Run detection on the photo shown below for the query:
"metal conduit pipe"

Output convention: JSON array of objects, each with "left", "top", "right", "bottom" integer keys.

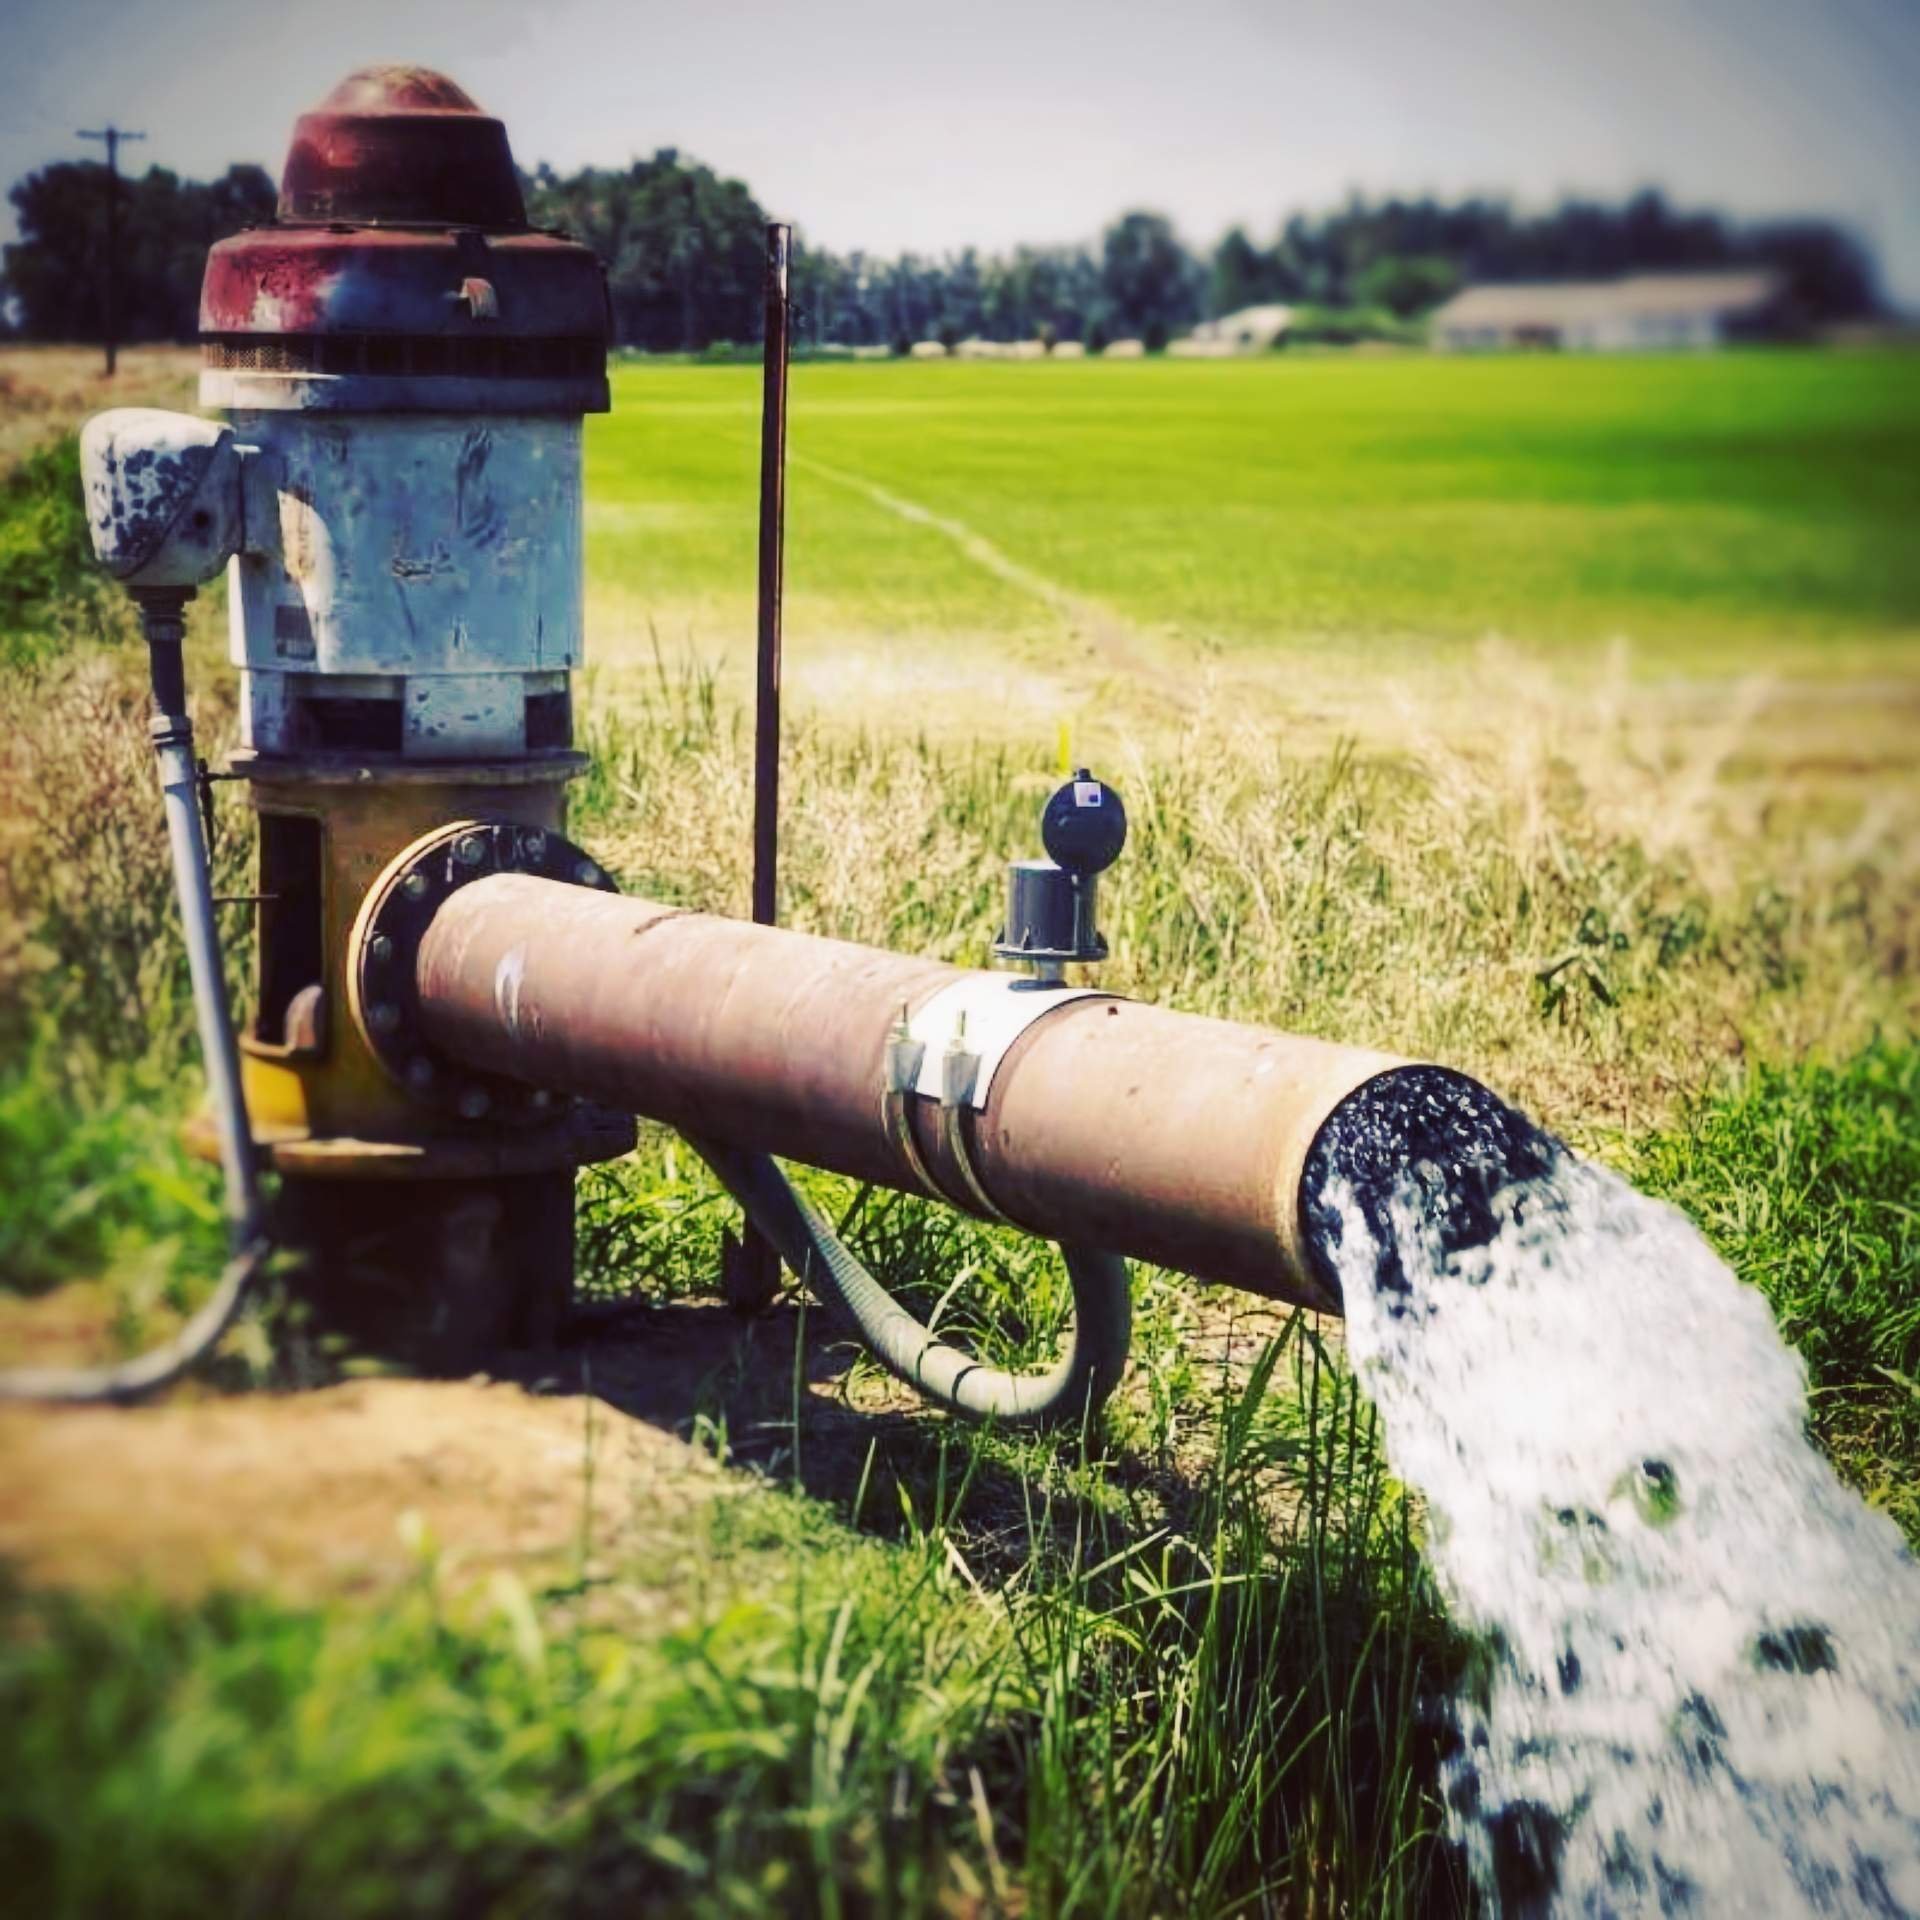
[
  {"left": 409, "top": 873, "right": 1409, "bottom": 1314},
  {"left": 0, "top": 592, "right": 270, "bottom": 1405}
]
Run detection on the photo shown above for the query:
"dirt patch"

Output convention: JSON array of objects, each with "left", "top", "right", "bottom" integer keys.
[
  {"left": 0, "top": 1286, "right": 1303, "bottom": 1611},
  {"left": 0, "top": 1373, "right": 734, "bottom": 1603},
  {"left": 0, "top": 1292, "right": 1021, "bottom": 1608}
]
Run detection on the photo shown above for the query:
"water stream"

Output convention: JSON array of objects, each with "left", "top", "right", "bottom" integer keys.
[{"left": 1304, "top": 1070, "right": 1920, "bottom": 1916}]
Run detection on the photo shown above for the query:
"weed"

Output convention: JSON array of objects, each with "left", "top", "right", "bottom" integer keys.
[{"left": 0, "top": 436, "right": 132, "bottom": 668}]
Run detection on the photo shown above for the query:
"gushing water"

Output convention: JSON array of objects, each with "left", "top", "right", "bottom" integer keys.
[{"left": 1304, "top": 1071, "right": 1920, "bottom": 1917}]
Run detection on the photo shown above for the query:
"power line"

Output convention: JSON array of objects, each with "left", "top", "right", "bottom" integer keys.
[{"left": 77, "top": 123, "right": 145, "bottom": 376}]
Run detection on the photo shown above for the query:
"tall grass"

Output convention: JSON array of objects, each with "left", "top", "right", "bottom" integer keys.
[{"left": 570, "top": 643, "right": 1912, "bottom": 1140}]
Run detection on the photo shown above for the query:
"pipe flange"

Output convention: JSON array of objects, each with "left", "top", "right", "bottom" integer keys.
[{"left": 350, "top": 818, "right": 617, "bottom": 1126}]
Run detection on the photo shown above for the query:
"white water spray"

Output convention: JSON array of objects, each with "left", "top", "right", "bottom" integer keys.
[{"left": 1313, "top": 1085, "right": 1920, "bottom": 1916}]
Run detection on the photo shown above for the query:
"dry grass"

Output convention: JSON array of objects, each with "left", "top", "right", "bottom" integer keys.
[
  {"left": 0, "top": 346, "right": 198, "bottom": 469},
  {"left": 574, "top": 647, "right": 1917, "bottom": 1151}
]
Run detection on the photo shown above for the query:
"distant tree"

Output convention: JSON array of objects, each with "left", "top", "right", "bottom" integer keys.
[
  {"left": 523, "top": 151, "right": 766, "bottom": 352},
  {"left": 1355, "top": 252, "right": 1459, "bottom": 318},
  {"left": 981, "top": 252, "right": 1029, "bottom": 340},
  {"left": 1210, "top": 226, "right": 1272, "bottom": 316},
  {"left": 1740, "top": 219, "right": 1878, "bottom": 321},
  {"left": 1100, "top": 210, "right": 1199, "bottom": 341},
  {"left": 4, "top": 160, "right": 274, "bottom": 342},
  {"left": 943, "top": 247, "right": 985, "bottom": 341},
  {"left": 8, "top": 135, "right": 1880, "bottom": 351}
]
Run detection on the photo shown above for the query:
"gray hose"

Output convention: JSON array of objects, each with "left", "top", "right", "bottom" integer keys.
[
  {"left": 0, "top": 1238, "right": 269, "bottom": 1405},
  {"left": 0, "top": 598, "right": 268, "bottom": 1404},
  {"left": 687, "top": 1135, "right": 1132, "bottom": 1430}
]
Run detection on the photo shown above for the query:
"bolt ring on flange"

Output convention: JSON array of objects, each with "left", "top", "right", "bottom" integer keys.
[{"left": 349, "top": 818, "right": 618, "bottom": 1127}]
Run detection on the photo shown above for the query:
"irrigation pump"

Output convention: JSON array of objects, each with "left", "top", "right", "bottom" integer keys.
[{"left": 36, "top": 64, "right": 1489, "bottom": 1422}]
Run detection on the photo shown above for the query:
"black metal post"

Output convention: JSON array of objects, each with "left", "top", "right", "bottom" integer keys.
[
  {"left": 726, "top": 220, "right": 792, "bottom": 1312},
  {"left": 77, "top": 125, "right": 145, "bottom": 378},
  {"left": 753, "top": 220, "right": 791, "bottom": 929}
]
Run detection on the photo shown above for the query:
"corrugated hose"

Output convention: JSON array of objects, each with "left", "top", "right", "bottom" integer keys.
[{"left": 687, "top": 1134, "right": 1132, "bottom": 1430}]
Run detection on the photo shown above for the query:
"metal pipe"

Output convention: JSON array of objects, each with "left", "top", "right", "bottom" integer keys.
[
  {"left": 412, "top": 875, "right": 1406, "bottom": 1311},
  {"left": 149, "top": 652, "right": 259, "bottom": 1246}
]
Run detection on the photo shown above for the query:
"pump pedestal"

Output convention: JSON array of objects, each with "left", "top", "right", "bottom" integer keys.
[
  {"left": 146, "top": 65, "right": 626, "bottom": 1361},
  {"left": 183, "top": 758, "right": 633, "bottom": 1361},
  {"left": 273, "top": 1170, "right": 575, "bottom": 1371}
]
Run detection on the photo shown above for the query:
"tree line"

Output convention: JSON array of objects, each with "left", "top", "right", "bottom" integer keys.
[
  {"left": 3, "top": 163, "right": 276, "bottom": 343},
  {"left": 2, "top": 145, "right": 1882, "bottom": 352}
]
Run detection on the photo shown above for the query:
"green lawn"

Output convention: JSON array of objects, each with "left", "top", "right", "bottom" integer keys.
[{"left": 587, "top": 350, "right": 1920, "bottom": 679}]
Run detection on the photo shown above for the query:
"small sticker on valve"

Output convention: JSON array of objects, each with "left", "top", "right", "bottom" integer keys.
[{"left": 1074, "top": 782, "right": 1102, "bottom": 807}]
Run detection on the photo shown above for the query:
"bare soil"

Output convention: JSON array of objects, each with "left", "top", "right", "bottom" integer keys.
[{"left": 0, "top": 1286, "right": 1301, "bottom": 1607}]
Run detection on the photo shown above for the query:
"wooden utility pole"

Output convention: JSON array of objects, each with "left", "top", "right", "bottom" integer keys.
[{"left": 77, "top": 124, "right": 145, "bottom": 376}]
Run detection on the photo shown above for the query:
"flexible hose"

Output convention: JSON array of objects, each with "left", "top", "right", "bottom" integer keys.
[
  {"left": 0, "top": 1238, "right": 271, "bottom": 1406},
  {"left": 687, "top": 1134, "right": 1132, "bottom": 1430},
  {"left": 0, "top": 598, "right": 268, "bottom": 1405}
]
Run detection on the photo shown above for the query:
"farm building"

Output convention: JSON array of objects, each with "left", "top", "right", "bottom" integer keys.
[
  {"left": 1430, "top": 270, "right": 1788, "bottom": 351},
  {"left": 1174, "top": 304, "right": 1295, "bottom": 356}
]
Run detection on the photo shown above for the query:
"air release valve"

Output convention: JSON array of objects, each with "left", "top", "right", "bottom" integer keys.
[{"left": 994, "top": 769, "right": 1127, "bottom": 978}]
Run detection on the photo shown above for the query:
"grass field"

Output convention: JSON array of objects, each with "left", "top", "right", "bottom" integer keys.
[
  {"left": 1, "top": 344, "right": 1917, "bottom": 1915},
  {"left": 588, "top": 350, "right": 1920, "bottom": 737}
]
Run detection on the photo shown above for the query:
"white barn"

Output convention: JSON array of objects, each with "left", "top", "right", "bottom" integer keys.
[
  {"left": 1175, "top": 304, "right": 1295, "bottom": 356},
  {"left": 1431, "top": 271, "right": 1787, "bottom": 352}
]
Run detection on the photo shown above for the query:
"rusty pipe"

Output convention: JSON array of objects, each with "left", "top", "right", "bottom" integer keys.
[{"left": 411, "top": 874, "right": 1407, "bottom": 1313}]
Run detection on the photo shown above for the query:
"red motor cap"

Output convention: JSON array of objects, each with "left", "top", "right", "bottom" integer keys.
[
  {"left": 199, "top": 66, "right": 609, "bottom": 411},
  {"left": 277, "top": 66, "right": 526, "bottom": 229}
]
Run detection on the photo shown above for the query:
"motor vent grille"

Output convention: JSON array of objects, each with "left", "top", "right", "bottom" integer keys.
[{"left": 202, "top": 333, "right": 604, "bottom": 380}]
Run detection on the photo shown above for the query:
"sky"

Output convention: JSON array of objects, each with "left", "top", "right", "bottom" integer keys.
[{"left": 4, "top": 0, "right": 1917, "bottom": 305}]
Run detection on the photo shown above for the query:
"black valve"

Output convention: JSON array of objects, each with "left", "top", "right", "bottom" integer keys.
[
  {"left": 1041, "top": 769, "right": 1128, "bottom": 875},
  {"left": 995, "top": 769, "right": 1126, "bottom": 977}
]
